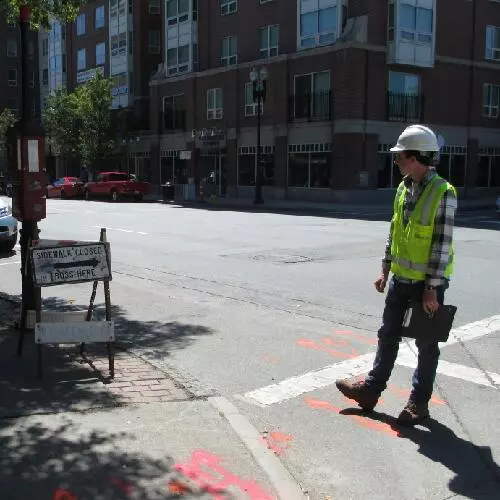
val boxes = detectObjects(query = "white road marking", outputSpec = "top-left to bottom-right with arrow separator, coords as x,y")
91,225 -> 148,235
0,260 -> 21,267
241,315 -> 500,407
115,229 -> 133,233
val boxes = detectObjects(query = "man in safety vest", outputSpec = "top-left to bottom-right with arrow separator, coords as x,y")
336,124 -> 458,426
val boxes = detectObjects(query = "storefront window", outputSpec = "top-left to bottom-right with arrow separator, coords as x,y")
288,148 -> 331,188
237,150 -> 274,186
476,156 -> 490,187
491,156 -> 500,186
377,152 -> 402,188
437,150 -> 467,187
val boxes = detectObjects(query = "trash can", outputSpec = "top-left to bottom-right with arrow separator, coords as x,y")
161,182 -> 174,201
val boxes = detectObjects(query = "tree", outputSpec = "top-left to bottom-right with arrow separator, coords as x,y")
0,109 -> 16,142
0,1 -> 86,28
43,73 -> 115,175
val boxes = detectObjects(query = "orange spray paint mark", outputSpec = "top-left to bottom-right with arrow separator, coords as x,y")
262,431 -> 294,456
168,479 -> 192,494
334,330 -> 378,346
388,385 -> 446,406
53,489 -> 78,500
305,398 -> 401,438
297,338 -> 359,359
174,450 -> 274,500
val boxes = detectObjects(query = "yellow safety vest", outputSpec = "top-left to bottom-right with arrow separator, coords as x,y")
390,175 -> 456,281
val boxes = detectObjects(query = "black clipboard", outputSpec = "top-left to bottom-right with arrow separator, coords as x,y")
402,300 -> 458,342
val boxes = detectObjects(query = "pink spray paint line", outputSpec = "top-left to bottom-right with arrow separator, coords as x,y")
174,450 -> 275,500
262,431 -> 294,456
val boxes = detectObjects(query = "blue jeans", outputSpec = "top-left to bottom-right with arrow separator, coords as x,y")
365,277 -> 448,404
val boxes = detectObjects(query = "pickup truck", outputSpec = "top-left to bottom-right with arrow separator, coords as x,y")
84,172 -> 150,202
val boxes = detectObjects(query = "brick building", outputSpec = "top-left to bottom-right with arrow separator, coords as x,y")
0,18 -> 40,179
147,0 -> 500,202
38,0 -> 163,178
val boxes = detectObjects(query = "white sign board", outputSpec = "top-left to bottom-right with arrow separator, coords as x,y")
35,321 -> 115,344
30,242 -> 112,287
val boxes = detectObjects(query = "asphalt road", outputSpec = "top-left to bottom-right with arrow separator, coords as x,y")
1,195 -> 499,500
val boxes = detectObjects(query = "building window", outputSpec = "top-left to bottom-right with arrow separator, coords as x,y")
166,0 -> 190,24
42,68 -> 49,86
96,42 -> 106,66
166,44 -> 190,74
77,48 -> 87,71
7,39 -> 17,57
220,0 -> 237,16
483,83 -> 500,118
95,5 -> 105,29
486,26 -> 500,61
244,83 -> 264,116
42,38 -> 49,57
288,143 -> 332,188
436,146 -> 467,188
163,95 -> 186,130
221,36 -> 237,66
29,71 -> 35,88
476,150 -> 500,187
377,146 -> 402,188
149,30 -> 161,54
299,0 -> 337,49
260,25 -> 279,58
8,99 -> 18,116
31,100 -> 37,117
8,69 -> 17,87
149,0 -> 161,14
292,71 -> 331,121
238,146 -> 275,186
76,13 -> 87,36
207,88 -> 223,120
387,71 -> 422,122
397,3 -> 433,43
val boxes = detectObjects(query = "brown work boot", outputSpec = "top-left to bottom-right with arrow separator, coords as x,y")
335,379 -> 379,411
397,400 -> 430,426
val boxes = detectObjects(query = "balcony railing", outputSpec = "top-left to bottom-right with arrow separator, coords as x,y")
289,91 -> 332,122
163,109 -> 186,131
387,92 -> 423,123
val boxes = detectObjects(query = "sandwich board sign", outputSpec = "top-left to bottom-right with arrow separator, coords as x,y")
30,240 -> 111,287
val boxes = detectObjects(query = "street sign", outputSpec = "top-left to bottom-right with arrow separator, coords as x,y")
30,241 -> 112,287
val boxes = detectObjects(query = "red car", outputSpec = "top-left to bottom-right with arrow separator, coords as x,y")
84,172 -> 150,202
47,177 -> 85,199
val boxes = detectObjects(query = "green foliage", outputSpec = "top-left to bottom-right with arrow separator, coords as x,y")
43,73 -> 115,169
0,1 -> 86,28
0,108 -> 17,141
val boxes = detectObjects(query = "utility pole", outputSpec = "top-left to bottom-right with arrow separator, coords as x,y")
15,6 -> 44,333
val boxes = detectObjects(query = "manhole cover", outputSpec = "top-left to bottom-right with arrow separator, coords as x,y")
253,254 -> 312,264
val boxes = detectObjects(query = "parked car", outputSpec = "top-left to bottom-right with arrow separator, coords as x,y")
0,197 -> 17,253
84,172 -> 150,202
47,177 -> 84,199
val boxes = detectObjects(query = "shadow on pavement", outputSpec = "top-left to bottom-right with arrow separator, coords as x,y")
341,407 -> 500,499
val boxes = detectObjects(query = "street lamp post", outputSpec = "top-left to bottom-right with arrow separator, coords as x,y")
250,66 -> 268,205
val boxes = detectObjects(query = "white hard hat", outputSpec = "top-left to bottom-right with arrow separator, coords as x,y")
390,125 -> 440,153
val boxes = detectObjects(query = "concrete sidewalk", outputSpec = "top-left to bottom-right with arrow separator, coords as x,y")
145,194 -> 497,215
0,298 -> 304,500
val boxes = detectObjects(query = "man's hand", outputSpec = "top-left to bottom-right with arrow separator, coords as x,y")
423,288 -> 440,314
374,272 -> 389,293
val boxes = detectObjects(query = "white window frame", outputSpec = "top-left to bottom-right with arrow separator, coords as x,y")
244,83 -> 264,116
77,48 -> 87,71
260,25 -> 279,58
149,30 -> 161,54
298,0 -> 339,50
207,88 -> 223,120
483,83 -> 500,118
8,69 -> 17,87
76,13 -> 87,36
486,25 -> 500,61
42,38 -> 49,57
95,5 -> 105,29
221,36 -> 237,66
293,70 -> 331,118
96,42 -> 106,66
220,0 -> 237,16
149,0 -> 161,14
396,3 -> 433,44
166,0 -> 190,25
42,68 -> 49,86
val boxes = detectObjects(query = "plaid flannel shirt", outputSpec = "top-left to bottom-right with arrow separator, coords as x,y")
383,168 -> 457,287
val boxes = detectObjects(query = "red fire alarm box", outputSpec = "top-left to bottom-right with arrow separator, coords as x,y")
10,136 -> 47,222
